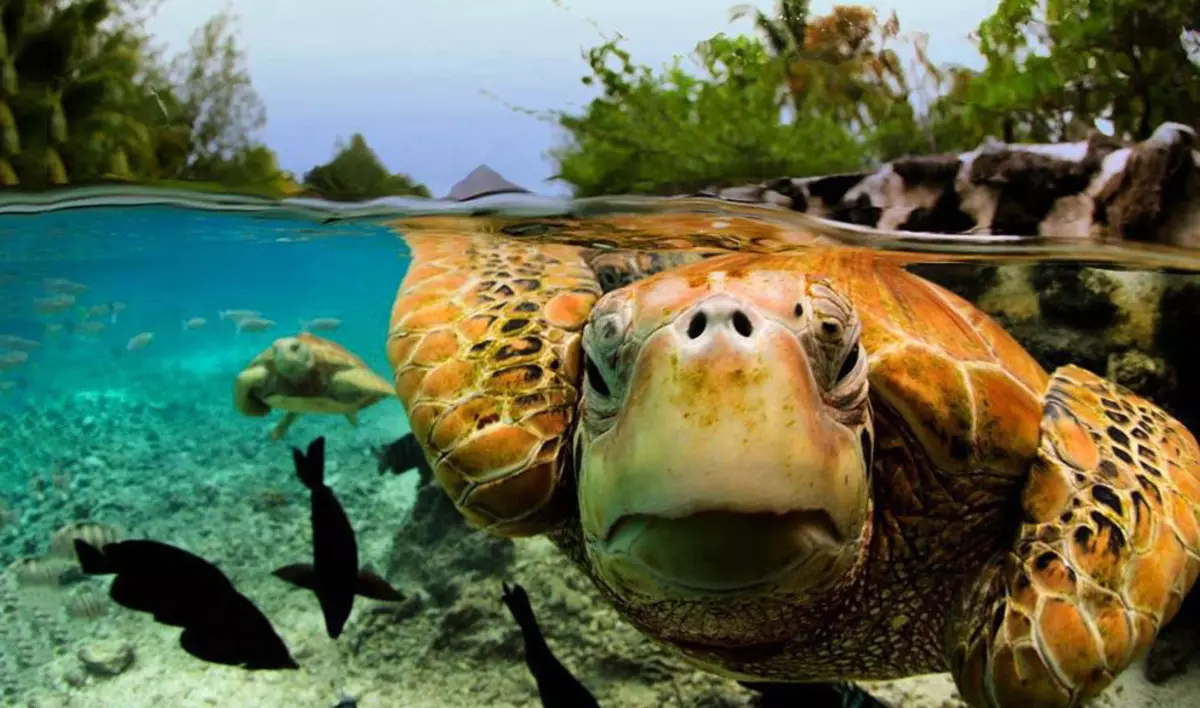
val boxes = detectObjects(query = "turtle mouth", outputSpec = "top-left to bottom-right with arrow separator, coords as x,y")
597,509 -> 845,595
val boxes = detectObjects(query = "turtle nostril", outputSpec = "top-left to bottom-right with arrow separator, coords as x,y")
732,310 -> 753,337
686,311 -> 707,340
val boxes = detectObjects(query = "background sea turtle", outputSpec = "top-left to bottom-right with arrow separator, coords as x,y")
385,224 -> 1200,708
235,333 -> 395,440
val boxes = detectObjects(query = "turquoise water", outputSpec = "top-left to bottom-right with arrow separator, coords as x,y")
0,203 -> 433,706
0,206 -> 411,478
1,193 -> 1199,707
0,206 -> 405,415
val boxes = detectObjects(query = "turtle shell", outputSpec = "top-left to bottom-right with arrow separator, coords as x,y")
257,333 -> 393,413
385,217 -> 1052,539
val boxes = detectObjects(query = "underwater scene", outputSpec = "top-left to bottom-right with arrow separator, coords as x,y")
2,0 -> 1200,705
0,178 -> 1199,708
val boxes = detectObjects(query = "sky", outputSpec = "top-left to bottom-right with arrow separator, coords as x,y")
146,0 -> 999,197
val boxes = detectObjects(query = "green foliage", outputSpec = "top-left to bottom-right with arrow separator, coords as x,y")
550,1 -> 963,196
157,9 -> 268,181
553,33 -> 871,197
972,0 -> 1200,140
0,0 -> 149,188
0,0 -> 297,195
302,133 -> 431,202
546,0 -> 1200,196
0,1 -> 432,197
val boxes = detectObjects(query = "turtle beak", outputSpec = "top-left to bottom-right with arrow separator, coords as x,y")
578,294 -> 869,598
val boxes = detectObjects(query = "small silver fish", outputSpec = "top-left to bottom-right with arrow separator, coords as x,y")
33,294 -> 75,314
110,302 -> 126,323
49,521 -> 124,561
236,317 -> 275,333
9,556 -> 73,587
182,317 -> 207,331
75,320 -> 106,335
300,317 -> 342,332
66,589 -> 109,620
220,309 -> 261,322
43,277 -> 88,295
44,323 -> 64,337
0,350 -> 28,370
0,335 -> 39,351
126,332 -> 154,351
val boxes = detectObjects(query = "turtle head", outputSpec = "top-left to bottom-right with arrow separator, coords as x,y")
272,336 -> 315,380
576,258 -> 873,618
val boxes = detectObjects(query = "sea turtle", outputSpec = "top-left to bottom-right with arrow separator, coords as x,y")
385,223 -> 1200,708
235,333 -> 395,440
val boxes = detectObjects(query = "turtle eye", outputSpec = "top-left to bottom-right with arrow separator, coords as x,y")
584,353 -> 611,398
835,344 -> 860,384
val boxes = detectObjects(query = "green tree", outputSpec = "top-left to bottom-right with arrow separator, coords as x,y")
302,133 -> 430,201
0,0 -> 159,188
971,0 -> 1200,141
157,9 -> 273,182
551,33 -> 869,196
731,0 -> 929,155
0,1 -> 295,194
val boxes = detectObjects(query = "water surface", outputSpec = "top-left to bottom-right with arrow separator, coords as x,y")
0,187 -> 1196,707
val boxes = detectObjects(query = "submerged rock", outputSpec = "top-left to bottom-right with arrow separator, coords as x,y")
904,257 -> 1197,439
706,122 -> 1200,247
385,480 -> 515,608
76,639 -> 135,678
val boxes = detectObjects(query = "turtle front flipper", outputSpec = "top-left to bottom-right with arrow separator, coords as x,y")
387,231 -> 601,536
950,364 -> 1200,708
271,412 -> 300,440
331,366 -> 396,399
234,364 -> 271,416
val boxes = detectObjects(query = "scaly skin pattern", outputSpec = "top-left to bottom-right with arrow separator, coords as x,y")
582,249 -> 708,292
386,224 -> 1200,707
950,365 -> 1200,708
388,210 -> 831,255
560,249 -> 1053,684
386,229 -> 601,536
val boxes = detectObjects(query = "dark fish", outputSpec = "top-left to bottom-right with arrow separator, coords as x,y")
501,581 -> 600,708
274,436 -> 405,639
372,432 -> 433,486
738,680 -> 888,707
73,539 -> 298,670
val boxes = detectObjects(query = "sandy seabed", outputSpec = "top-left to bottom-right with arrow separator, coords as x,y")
1,378 -> 1196,708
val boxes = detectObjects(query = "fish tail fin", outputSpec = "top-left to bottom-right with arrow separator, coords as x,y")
74,540 -> 114,575
371,445 -> 387,475
291,436 -> 327,489
273,563 -> 317,591
355,567 -> 405,602
377,433 -> 422,476
298,319 -> 310,332
500,581 -> 537,630
181,320 -> 187,332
